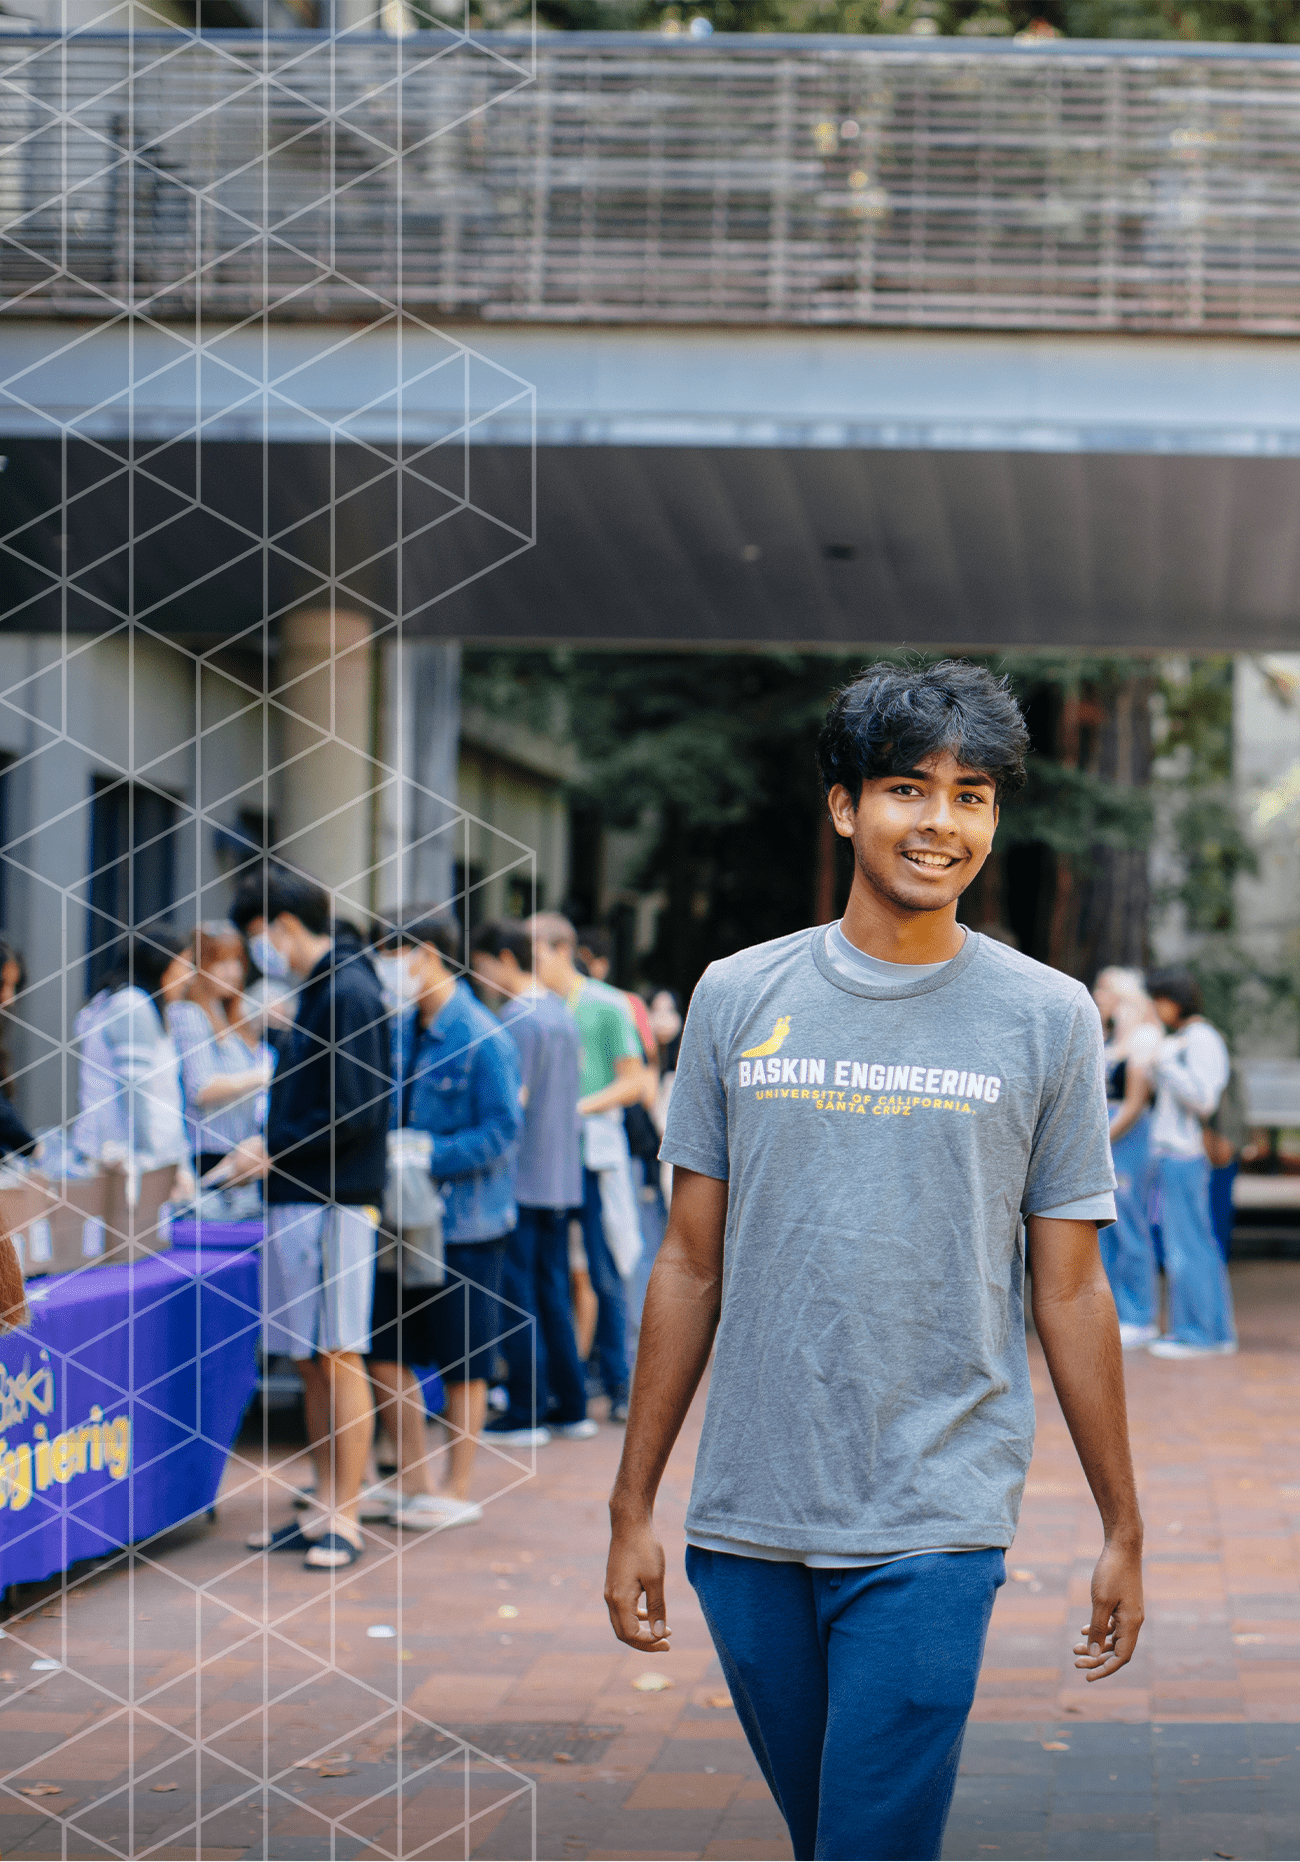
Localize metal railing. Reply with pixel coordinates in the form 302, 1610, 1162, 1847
4, 29, 1300, 331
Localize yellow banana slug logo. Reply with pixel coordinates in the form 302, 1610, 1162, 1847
742, 1016, 791, 1059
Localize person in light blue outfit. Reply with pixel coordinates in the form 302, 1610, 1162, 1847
1093, 967, 1163, 1349
370, 906, 523, 1532
1145, 965, 1237, 1360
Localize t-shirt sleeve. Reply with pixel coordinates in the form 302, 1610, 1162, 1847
659, 972, 729, 1181
608, 997, 644, 1066
1021, 994, 1117, 1217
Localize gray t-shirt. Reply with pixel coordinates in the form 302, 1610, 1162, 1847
499, 988, 583, 1210
660, 926, 1116, 1560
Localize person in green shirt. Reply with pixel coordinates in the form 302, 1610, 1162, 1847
529, 913, 649, 1419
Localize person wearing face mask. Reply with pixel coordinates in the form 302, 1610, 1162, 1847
223, 869, 391, 1573
368, 908, 523, 1530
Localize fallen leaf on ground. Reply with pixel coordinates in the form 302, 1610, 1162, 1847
151, 1784, 177, 1793
317, 1767, 352, 1778
632, 1672, 673, 1692
554, 1752, 574, 1763
1064, 1705, 1082, 1714
18, 1784, 61, 1797
706, 1693, 733, 1709
1042, 1741, 1070, 1751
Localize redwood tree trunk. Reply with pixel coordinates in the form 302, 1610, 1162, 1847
1072, 673, 1154, 978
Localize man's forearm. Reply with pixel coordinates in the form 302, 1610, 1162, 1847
580, 1066, 649, 1116
610, 1246, 720, 1523
1032, 1269, 1143, 1543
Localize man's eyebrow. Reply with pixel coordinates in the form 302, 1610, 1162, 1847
891, 766, 996, 789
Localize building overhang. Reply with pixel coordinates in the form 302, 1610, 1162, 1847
4, 321, 1300, 651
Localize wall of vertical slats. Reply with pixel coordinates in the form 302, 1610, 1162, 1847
3, 30, 1300, 331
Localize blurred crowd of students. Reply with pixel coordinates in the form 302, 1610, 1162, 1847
0, 876, 682, 1569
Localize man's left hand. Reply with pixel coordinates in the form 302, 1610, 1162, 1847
1073, 1538, 1144, 1681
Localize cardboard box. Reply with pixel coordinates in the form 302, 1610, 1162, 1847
26, 1172, 110, 1275
0, 1178, 54, 1278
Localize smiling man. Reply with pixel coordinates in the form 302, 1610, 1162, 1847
605, 661, 1145, 1862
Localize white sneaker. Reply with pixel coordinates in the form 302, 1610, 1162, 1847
1118, 1322, 1160, 1349
553, 1419, 599, 1440
357, 1481, 398, 1522
484, 1424, 552, 1447
392, 1492, 483, 1530
1148, 1336, 1238, 1360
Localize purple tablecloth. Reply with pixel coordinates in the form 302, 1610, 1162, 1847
167, 1217, 264, 1254
0, 1251, 259, 1587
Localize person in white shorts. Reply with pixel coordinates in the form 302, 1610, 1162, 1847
218, 869, 390, 1572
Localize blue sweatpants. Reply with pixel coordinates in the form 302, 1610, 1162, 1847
686, 1545, 1005, 1861
1155, 1154, 1237, 1348
1102, 1113, 1157, 1328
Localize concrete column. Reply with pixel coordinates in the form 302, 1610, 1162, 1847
274, 609, 376, 921
376, 638, 461, 927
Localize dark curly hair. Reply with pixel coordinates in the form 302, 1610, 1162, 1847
816, 660, 1030, 806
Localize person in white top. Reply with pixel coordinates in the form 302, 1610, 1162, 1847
1145, 966, 1236, 1359
1093, 968, 1164, 1349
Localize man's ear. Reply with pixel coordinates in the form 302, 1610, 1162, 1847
827, 783, 857, 841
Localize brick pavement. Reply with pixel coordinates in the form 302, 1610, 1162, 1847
0, 1261, 1297, 1859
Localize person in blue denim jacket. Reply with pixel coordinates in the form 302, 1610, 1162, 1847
370, 906, 523, 1531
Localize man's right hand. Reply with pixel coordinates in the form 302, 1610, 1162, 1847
605, 1514, 672, 1653
203, 1136, 269, 1187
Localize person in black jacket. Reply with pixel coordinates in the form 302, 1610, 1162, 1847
221, 868, 390, 1572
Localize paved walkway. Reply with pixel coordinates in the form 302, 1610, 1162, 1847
0, 1261, 1298, 1859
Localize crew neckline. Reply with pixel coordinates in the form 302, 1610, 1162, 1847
827, 920, 958, 984
811, 921, 980, 1001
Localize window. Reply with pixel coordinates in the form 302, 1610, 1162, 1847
87, 777, 182, 991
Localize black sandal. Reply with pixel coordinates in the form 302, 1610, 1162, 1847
247, 1521, 313, 1554
303, 1531, 364, 1570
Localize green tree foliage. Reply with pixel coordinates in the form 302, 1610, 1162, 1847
1155, 659, 1255, 936
1151, 658, 1299, 1049
478, 0, 1300, 45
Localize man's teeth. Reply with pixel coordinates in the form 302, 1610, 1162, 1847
905, 851, 956, 868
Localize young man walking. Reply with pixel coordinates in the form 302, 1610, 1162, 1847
527, 912, 649, 1421
605, 662, 1145, 1862
225, 870, 390, 1571
472, 918, 596, 1447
